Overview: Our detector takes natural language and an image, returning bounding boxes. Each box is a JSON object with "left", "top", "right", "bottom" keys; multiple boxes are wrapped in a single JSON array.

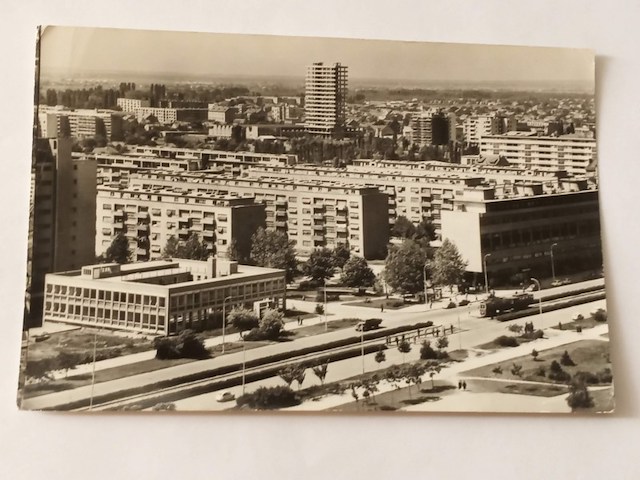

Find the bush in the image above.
[
  {"left": 597, "top": 368, "right": 613, "bottom": 383},
  {"left": 445, "top": 301, "right": 456, "bottom": 309},
  {"left": 573, "top": 371, "right": 599, "bottom": 385},
  {"left": 492, "top": 366, "right": 503, "bottom": 375},
  {"left": 315, "top": 304, "right": 324, "bottom": 315},
  {"left": 494, "top": 335, "right": 519, "bottom": 347},
  {"left": 298, "top": 280, "right": 319, "bottom": 291},
  {"left": 521, "top": 329, "right": 544, "bottom": 340},
  {"left": 420, "top": 340, "right": 448, "bottom": 360},
  {"left": 236, "top": 386, "right": 300, "bottom": 410},
  {"left": 388, "top": 300, "right": 404, "bottom": 308},
  {"left": 458, "top": 299, "right": 470, "bottom": 307},
  {"left": 567, "top": 380, "right": 594, "bottom": 410},
  {"left": 535, "top": 366, "right": 546, "bottom": 377},
  {"left": 154, "top": 330, "right": 209, "bottom": 360},
  {"left": 316, "top": 293, "right": 340, "bottom": 302},
  {"left": 592, "top": 308, "right": 607, "bottom": 322}
]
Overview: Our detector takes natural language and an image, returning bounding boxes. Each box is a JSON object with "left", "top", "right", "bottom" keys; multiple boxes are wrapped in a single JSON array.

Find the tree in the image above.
[
  {"left": 250, "top": 228, "right": 297, "bottom": 283},
  {"left": 57, "top": 351, "right": 81, "bottom": 378},
  {"left": 311, "top": 361, "right": 329, "bottom": 386},
  {"left": 25, "top": 358, "right": 57, "bottom": 381},
  {"left": 425, "top": 361, "right": 442, "bottom": 389},
  {"left": 566, "top": 379, "right": 594, "bottom": 410},
  {"left": 398, "top": 339, "right": 412, "bottom": 363},
  {"left": 436, "top": 336, "right": 449, "bottom": 351},
  {"left": 302, "top": 248, "right": 336, "bottom": 284},
  {"left": 391, "top": 215, "right": 416, "bottom": 239},
  {"left": 507, "top": 324, "right": 524, "bottom": 335},
  {"left": 278, "top": 365, "right": 297, "bottom": 388},
  {"left": 103, "top": 232, "right": 131, "bottom": 264},
  {"left": 340, "top": 256, "right": 376, "bottom": 288},
  {"left": 415, "top": 218, "right": 437, "bottom": 242},
  {"left": 153, "top": 329, "right": 208, "bottom": 360},
  {"left": 531, "top": 349, "right": 539, "bottom": 361},
  {"left": 374, "top": 346, "right": 386, "bottom": 365},
  {"left": 430, "top": 238, "right": 467, "bottom": 292},
  {"left": 178, "top": 233, "right": 209, "bottom": 260},
  {"left": 384, "top": 239, "right": 431, "bottom": 294},
  {"left": 332, "top": 243, "right": 351, "bottom": 269},
  {"left": 561, "top": 350, "right": 576, "bottom": 366},
  {"left": 294, "top": 365, "right": 307, "bottom": 390},
  {"left": 227, "top": 307, "right": 259, "bottom": 335},
  {"left": 402, "top": 363, "right": 426, "bottom": 399},
  {"left": 420, "top": 340, "right": 438, "bottom": 360},
  {"left": 511, "top": 363, "right": 523, "bottom": 377},
  {"left": 162, "top": 235, "right": 180, "bottom": 258},
  {"left": 258, "top": 308, "right": 284, "bottom": 340}
]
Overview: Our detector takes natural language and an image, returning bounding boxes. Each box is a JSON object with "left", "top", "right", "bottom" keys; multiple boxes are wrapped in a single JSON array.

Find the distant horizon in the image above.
[{"left": 38, "top": 26, "right": 595, "bottom": 94}]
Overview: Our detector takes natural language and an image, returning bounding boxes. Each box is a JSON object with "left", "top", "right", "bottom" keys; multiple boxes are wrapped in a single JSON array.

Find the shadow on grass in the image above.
[
  {"left": 420, "top": 385, "right": 456, "bottom": 394},
  {"left": 401, "top": 396, "right": 441, "bottom": 405}
]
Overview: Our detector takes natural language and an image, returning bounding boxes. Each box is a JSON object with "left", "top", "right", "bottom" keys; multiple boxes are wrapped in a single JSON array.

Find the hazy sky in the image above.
[{"left": 39, "top": 26, "right": 594, "bottom": 86}]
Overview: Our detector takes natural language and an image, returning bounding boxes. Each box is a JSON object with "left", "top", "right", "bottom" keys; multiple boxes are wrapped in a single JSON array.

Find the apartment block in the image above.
[
  {"left": 96, "top": 186, "right": 266, "bottom": 263},
  {"left": 116, "top": 97, "right": 150, "bottom": 113},
  {"left": 304, "top": 62, "right": 348, "bottom": 137},
  {"left": 479, "top": 133, "right": 597, "bottom": 175},
  {"left": 38, "top": 107, "right": 124, "bottom": 141},
  {"left": 128, "top": 171, "right": 389, "bottom": 259},
  {"left": 25, "top": 137, "right": 97, "bottom": 328},
  {"left": 42, "top": 258, "right": 286, "bottom": 335},
  {"left": 462, "top": 114, "right": 516, "bottom": 145},
  {"left": 411, "top": 110, "right": 456, "bottom": 146}
]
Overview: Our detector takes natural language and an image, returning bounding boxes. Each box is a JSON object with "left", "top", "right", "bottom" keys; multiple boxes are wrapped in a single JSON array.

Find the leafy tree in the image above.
[
  {"left": 383, "top": 239, "right": 431, "bottom": 294},
  {"left": 425, "top": 361, "right": 442, "bottom": 389},
  {"left": 548, "top": 360, "right": 571, "bottom": 383},
  {"left": 103, "top": 232, "right": 131, "bottom": 264},
  {"left": 340, "top": 256, "right": 376, "bottom": 288},
  {"left": 566, "top": 379, "right": 594, "bottom": 410},
  {"left": 374, "top": 346, "right": 386, "bottom": 365},
  {"left": 332, "top": 243, "right": 351, "bottom": 269},
  {"left": 294, "top": 365, "right": 307, "bottom": 390},
  {"left": 236, "top": 385, "right": 299, "bottom": 410},
  {"left": 153, "top": 329, "right": 208, "bottom": 360},
  {"left": 302, "top": 248, "right": 336, "bottom": 283},
  {"left": 57, "top": 351, "right": 82, "bottom": 378},
  {"left": 398, "top": 339, "right": 412, "bottom": 363},
  {"left": 402, "top": 363, "right": 426, "bottom": 399},
  {"left": 178, "top": 233, "right": 210, "bottom": 260},
  {"left": 311, "top": 361, "right": 329, "bottom": 386},
  {"left": 25, "top": 358, "right": 57, "bottom": 381},
  {"left": 511, "top": 363, "right": 523, "bottom": 377},
  {"left": 415, "top": 218, "right": 437, "bottom": 242},
  {"left": 430, "top": 239, "right": 467, "bottom": 292},
  {"left": 420, "top": 340, "right": 438, "bottom": 360},
  {"left": 391, "top": 215, "right": 416, "bottom": 239},
  {"left": 278, "top": 365, "right": 297, "bottom": 387},
  {"left": 162, "top": 235, "right": 180, "bottom": 258},
  {"left": 258, "top": 308, "right": 284, "bottom": 340},
  {"left": 436, "top": 336, "right": 449, "bottom": 351},
  {"left": 250, "top": 228, "right": 298, "bottom": 283},
  {"left": 531, "top": 349, "right": 539, "bottom": 361},
  {"left": 227, "top": 307, "right": 259, "bottom": 335}
]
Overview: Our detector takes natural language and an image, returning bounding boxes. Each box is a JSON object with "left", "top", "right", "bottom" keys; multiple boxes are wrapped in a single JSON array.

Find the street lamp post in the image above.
[
  {"left": 423, "top": 263, "right": 429, "bottom": 310},
  {"left": 241, "top": 340, "right": 246, "bottom": 395},
  {"left": 360, "top": 327, "right": 365, "bottom": 375},
  {"left": 483, "top": 253, "right": 492, "bottom": 294},
  {"left": 530, "top": 277, "right": 543, "bottom": 330},
  {"left": 323, "top": 278, "right": 328, "bottom": 332},
  {"left": 550, "top": 243, "right": 558, "bottom": 283},
  {"left": 222, "top": 295, "right": 234, "bottom": 354}
]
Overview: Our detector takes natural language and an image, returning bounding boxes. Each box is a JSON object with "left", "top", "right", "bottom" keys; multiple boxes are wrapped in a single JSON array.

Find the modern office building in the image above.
[
  {"left": 441, "top": 187, "right": 602, "bottom": 284},
  {"left": 128, "top": 171, "right": 390, "bottom": 259},
  {"left": 207, "top": 106, "right": 237, "bottom": 124},
  {"left": 25, "top": 137, "right": 97, "bottom": 328},
  {"left": 96, "top": 186, "right": 266, "bottom": 262},
  {"left": 304, "top": 62, "right": 348, "bottom": 137},
  {"left": 42, "top": 258, "right": 286, "bottom": 335},
  {"left": 479, "top": 133, "right": 597, "bottom": 175}
]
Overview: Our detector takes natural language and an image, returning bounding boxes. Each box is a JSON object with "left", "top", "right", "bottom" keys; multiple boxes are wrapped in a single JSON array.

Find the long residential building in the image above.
[
  {"left": 43, "top": 258, "right": 286, "bottom": 335},
  {"left": 96, "top": 185, "right": 265, "bottom": 262},
  {"left": 127, "top": 171, "right": 390, "bottom": 259},
  {"left": 441, "top": 187, "right": 602, "bottom": 285},
  {"left": 38, "top": 107, "right": 124, "bottom": 141},
  {"left": 462, "top": 114, "right": 516, "bottom": 145},
  {"left": 479, "top": 133, "right": 597, "bottom": 175}
]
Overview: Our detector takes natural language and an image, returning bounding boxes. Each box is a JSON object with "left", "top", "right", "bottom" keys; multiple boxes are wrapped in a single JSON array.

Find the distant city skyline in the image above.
[{"left": 39, "top": 26, "right": 594, "bottom": 90}]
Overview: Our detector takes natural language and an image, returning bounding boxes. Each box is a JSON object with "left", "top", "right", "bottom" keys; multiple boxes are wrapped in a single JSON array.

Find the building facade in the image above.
[
  {"left": 116, "top": 97, "right": 150, "bottom": 113},
  {"left": 304, "top": 62, "right": 348, "bottom": 137},
  {"left": 42, "top": 258, "right": 286, "bottom": 335},
  {"left": 479, "top": 133, "right": 597, "bottom": 175}
]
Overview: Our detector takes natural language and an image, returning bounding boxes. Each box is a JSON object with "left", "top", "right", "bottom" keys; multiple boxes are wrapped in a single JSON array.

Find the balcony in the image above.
[
  {"left": 136, "top": 224, "right": 149, "bottom": 232},
  {"left": 275, "top": 221, "right": 287, "bottom": 228},
  {"left": 313, "top": 225, "right": 324, "bottom": 231},
  {"left": 113, "top": 222, "right": 123, "bottom": 229}
]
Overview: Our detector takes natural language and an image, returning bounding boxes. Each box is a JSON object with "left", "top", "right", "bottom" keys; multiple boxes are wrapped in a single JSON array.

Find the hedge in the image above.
[{"left": 496, "top": 292, "right": 606, "bottom": 322}]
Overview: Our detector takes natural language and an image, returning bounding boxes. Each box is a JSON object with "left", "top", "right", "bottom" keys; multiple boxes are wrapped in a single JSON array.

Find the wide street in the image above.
[{"left": 21, "top": 278, "right": 606, "bottom": 411}]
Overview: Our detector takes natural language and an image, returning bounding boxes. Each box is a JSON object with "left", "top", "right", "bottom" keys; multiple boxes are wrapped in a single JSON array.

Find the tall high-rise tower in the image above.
[{"left": 304, "top": 62, "right": 348, "bottom": 137}]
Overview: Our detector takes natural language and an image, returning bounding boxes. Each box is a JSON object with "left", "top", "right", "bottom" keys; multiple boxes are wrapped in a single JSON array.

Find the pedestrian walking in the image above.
[
  {"left": 381, "top": 304, "right": 384, "bottom": 313},
  {"left": 462, "top": 381, "right": 467, "bottom": 390},
  {"left": 458, "top": 381, "right": 462, "bottom": 390}
]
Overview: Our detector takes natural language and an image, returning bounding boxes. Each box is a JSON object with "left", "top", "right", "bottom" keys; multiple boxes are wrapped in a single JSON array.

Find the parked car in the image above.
[{"left": 216, "top": 391, "right": 236, "bottom": 403}]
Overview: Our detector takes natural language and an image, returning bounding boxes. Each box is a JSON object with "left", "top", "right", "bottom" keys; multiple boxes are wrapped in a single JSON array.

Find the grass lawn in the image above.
[
  {"left": 462, "top": 339, "right": 613, "bottom": 385},
  {"left": 343, "top": 297, "right": 411, "bottom": 311},
  {"left": 464, "top": 378, "right": 569, "bottom": 397},
  {"left": 326, "top": 382, "right": 458, "bottom": 412},
  {"left": 476, "top": 335, "right": 538, "bottom": 350},
  {"left": 290, "top": 318, "right": 362, "bottom": 338},
  {"left": 552, "top": 317, "right": 607, "bottom": 332},
  {"left": 26, "top": 329, "right": 152, "bottom": 364}
]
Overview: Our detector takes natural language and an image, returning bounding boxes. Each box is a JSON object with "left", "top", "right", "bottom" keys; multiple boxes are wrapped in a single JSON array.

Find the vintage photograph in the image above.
[{"left": 18, "top": 25, "right": 612, "bottom": 413}]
